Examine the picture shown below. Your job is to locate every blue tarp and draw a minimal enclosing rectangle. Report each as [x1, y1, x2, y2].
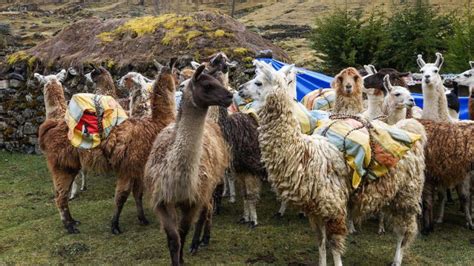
[257, 58, 470, 120]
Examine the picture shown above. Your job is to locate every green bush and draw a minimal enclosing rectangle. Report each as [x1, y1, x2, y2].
[310, 2, 455, 74]
[444, 6, 474, 73]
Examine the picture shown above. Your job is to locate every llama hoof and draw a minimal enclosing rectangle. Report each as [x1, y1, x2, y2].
[189, 243, 200, 255]
[229, 197, 236, 203]
[200, 237, 210, 247]
[248, 221, 258, 229]
[66, 224, 80, 234]
[138, 216, 150, 226]
[69, 195, 76, 200]
[377, 228, 385, 235]
[466, 223, 474, 230]
[80, 186, 87, 191]
[111, 225, 122, 235]
[420, 227, 433, 236]
[298, 213, 305, 219]
[72, 219, 81, 225]
[272, 212, 283, 219]
[238, 218, 248, 224]
[435, 218, 443, 224]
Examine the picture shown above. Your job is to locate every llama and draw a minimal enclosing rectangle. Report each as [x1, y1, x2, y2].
[332, 67, 365, 115]
[241, 61, 426, 266]
[37, 71, 84, 233]
[100, 65, 178, 234]
[144, 65, 233, 266]
[454, 61, 474, 120]
[118, 71, 154, 117]
[416, 55, 474, 232]
[34, 69, 68, 120]
[417, 53, 452, 122]
[381, 75, 415, 125]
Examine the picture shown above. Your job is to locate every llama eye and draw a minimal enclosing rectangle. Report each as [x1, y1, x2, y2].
[421, 70, 424, 73]
[255, 81, 262, 86]
[434, 70, 438, 73]
[465, 73, 472, 77]
[395, 93, 401, 97]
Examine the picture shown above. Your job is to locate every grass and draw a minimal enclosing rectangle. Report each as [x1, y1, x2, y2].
[0, 151, 473, 264]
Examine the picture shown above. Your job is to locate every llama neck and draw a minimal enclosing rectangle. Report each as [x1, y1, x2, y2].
[151, 85, 175, 125]
[382, 99, 406, 125]
[207, 106, 220, 123]
[44, 83, 67, 120]
[95, 77, 118, 98]
[333, 94, 364, 115]
[171, 92, 208, 203]
[421, 83, 452, 122]
[258, 86, 303, 160]
[365, 94, 385, 120]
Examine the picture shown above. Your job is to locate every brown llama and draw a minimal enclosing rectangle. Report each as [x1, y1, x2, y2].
[144, 65, 233, 266]
[100, 65, 178, 234]
[332, 67, 365, 115]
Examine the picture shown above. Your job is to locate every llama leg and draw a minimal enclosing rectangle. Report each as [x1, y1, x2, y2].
[392, 214, 417, 266]
[246, 174, 261, 228]
[111, 176, 133, 234]
[52, 167, 80, 233]
[446, 188, 454, 204]
[190, 206, 207, 254]
[155, 204, 180, 266]
[213, 184, 223, 215]
[69, 176, 79, 200]
[436, 188, 447, 223]
[239, 199, 250, 224]
[178, 204, 200, 263]
[378, 212, 386, 234]
[228, 171, 236, 203]
[80, 170, 87, 191]
[326, 216, 347, 266]
[222, 172, 229, 197]
[459, 174, 473, 229]
[421, 180, 435, 235]
[201, 202, 214, 247]
[309, 216, 327, 266]
[132, 179, 149, 226]
[275, 200, 288, 218]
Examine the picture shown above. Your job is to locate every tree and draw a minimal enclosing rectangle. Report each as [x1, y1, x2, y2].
[444, 4, 474, 73]
[378, 1, 453, 72]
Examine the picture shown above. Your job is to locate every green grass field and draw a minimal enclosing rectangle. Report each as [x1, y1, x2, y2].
[0, 151, 473, 265]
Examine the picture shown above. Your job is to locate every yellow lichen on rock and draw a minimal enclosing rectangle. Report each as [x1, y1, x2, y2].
[6, 51, 30, 65]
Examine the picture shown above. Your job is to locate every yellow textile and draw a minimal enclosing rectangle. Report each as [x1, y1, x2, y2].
[315, 118, 421, 188]
[66, 93, 128, 149]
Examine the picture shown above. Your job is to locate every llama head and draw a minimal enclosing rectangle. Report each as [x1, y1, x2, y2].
[118, 72, 145, 91]
[453, 61, 474, 89]
[364, 67, 410, 94]
[383, 74, 414, 108]
[278, 64, 300, 100]
[417, 52, 444, 87]
[332, 67, 363, 96]
[238, 60, 286, 104]
[34, 69, 67, 87]
[445, 85, 460, 113]
[188, 64, 233, 108]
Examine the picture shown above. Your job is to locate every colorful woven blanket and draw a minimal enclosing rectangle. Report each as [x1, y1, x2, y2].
[315, 117, 421, 188]
[66, 93, 128, 149]
[241, 99, 329, 135]
[301, 88, 335, 111]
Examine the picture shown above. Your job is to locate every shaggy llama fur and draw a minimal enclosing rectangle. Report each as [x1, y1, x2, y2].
[243, 61, 426, 266]
[332, 67, 365, 114]
[144, 65, 232, 266]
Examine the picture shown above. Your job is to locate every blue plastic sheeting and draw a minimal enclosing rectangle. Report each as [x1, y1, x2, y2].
[256, 58, 470, 120]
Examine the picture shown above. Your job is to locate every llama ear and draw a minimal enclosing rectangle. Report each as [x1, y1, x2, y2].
[397, 72, 411, 78]
[435, 52, 444, 68]
[416, 54, 426, 68]
[191, 61, 201, 70]
[254, 60, 275, 80]
[193, 64, 206, 81]
[278, 64, 295, 77]
[169, 57, 178, 69]
[383, 74, 392, 92]
[34, 73, 46, 85]
[363, 65, 373, 75]
[56, 69, 67, 83]
[369, 65, 377, 74]
[469, 61, 474, 69]
[153, 59, 164, 71]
